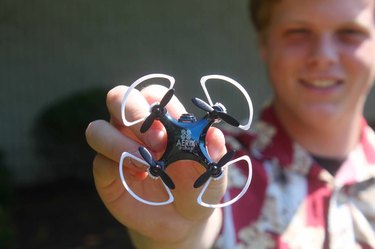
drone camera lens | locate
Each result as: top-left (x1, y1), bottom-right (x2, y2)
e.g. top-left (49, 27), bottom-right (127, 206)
top-left (178, 113), bottom-right (197, 123)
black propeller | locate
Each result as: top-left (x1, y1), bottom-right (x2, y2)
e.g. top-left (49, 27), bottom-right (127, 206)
top-left (193, 150), bottom-right (236, 188)
top-left (191, 97), bottom-right (240, 127)
top-left (140, 88), bottom-right (175, 133)
top-left (138, 146), bottom-right (175, 189)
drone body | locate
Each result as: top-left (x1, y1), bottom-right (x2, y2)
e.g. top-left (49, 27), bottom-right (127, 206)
top-left (157, 111), bottom-right (212, 169)
top-left (119, 74), bottom-right (253, 208)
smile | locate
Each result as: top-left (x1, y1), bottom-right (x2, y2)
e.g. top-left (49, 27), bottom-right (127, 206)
top-left (300, 79), bottom-right (342, 89)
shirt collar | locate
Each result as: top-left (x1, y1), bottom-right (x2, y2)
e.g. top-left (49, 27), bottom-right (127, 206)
top-left (250, 105), bottom-right (375, 178)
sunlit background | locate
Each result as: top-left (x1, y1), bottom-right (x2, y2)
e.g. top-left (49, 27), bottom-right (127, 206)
top-left (1, 0), bottom-right (374, 248)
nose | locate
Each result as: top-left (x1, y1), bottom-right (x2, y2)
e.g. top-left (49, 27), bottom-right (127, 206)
top-left (307, 34), bottom-right (339, 69)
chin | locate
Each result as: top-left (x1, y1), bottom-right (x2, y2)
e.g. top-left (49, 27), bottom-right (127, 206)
top-left (300, 103), bottom-right (346, 123)
top-left (306, 103), bottom-right (338, 115)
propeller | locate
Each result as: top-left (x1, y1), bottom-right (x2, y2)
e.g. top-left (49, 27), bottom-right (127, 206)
top-left (140, 88), bottom-right (175, 133)
top-left (191, 97), bottom-right (240, 127)
top-left (138, 146), bottom-right (175, 189)
top-left (193, 150), bottom-right (236, 188)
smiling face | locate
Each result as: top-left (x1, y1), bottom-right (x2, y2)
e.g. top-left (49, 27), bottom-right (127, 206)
top-left (260, 0), bottom-right (375, 130)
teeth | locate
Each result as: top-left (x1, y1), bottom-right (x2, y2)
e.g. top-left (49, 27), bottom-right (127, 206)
top-left (308, 80), bottom-right (336, 87)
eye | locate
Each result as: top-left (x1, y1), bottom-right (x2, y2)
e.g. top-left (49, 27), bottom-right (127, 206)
top-left (337, 28), bottom-right (368, 44)
top-left (282, 28), bottom-right (311, 43)
top-left (284, 28), bottom-right (310, 36)
top-left (339, 28), bottom-right (362, 36)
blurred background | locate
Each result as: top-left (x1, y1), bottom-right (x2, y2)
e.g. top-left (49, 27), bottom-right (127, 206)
top-left (0, 0), bottom-right (374, 248)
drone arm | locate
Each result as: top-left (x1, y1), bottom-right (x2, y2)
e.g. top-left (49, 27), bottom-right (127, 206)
top-left (121, 73), bottom-right (175, 127)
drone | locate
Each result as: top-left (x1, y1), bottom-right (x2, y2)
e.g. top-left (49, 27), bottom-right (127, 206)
top-left (119, 73), bottom-right (253, 208)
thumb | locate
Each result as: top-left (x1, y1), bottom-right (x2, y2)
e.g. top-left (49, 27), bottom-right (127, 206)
top-left (142, 122), bottom-right (168, 154)
top-left (206, 127), bottom-right (227, 162)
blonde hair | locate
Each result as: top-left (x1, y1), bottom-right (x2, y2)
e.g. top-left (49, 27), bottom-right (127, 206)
top-left (249, 0), bottom-right (281, 34)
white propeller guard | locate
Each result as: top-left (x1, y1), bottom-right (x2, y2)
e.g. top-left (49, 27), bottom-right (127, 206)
top-left (119, 152), bottom-right (174, 206)
top-left (197, 155), bottom-right (252, 208)
top-left (200, 75), bottom-right (253, 130)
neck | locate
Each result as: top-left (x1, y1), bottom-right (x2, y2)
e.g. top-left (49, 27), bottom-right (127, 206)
top-left (273, 103), bottom-right (363, 159)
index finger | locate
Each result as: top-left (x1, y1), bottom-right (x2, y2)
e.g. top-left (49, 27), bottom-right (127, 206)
top-left (106, 84), bottom-right (187, 152)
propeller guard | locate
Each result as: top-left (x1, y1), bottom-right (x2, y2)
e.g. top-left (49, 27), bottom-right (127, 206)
top-left (200, 75), bottom-right (253, 130)
top-left (197, 155), bottom-right (252, 208)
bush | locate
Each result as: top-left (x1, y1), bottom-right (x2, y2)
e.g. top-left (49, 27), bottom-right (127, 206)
top-left (0, 151), bottom-right (14, 248)
top-left (33, 87), bottom-right (109, 182)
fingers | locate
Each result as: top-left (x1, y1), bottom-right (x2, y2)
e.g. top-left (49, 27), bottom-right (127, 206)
top-left (93, 152), bottom-right (146, 188)
top-left (86, 83), bottom-right (189, 183)
top-left (93, 153), bottom-right (119, 189)
top-left (106, 85), bottom-right (148, 128)
top-left (106, 84), bottom-right (187, 152)
top-left (86, 119), bottom-right (140, 162)
top-left (88, 83), bottom-right (227, 163)
top-left (92, 153), bottom-right (129, 213)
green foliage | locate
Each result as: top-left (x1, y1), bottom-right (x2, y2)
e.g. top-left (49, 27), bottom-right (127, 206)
top-left (33, 87), bottom-right (109, 181)
top-left (34, 88), bottom-right (109, 142)
top-left (0, 151), bottom-right (14, 248)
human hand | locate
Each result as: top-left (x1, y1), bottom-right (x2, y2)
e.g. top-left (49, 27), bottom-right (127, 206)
top-left (85, 84), bottom-right (227, 248)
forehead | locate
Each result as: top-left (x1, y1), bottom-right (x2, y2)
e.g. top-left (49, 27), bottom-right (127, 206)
top-left (269, 0), bottom-right (375, 26)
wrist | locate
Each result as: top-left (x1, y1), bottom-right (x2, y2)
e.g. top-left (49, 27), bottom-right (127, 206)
top-left (129, 208), bottom-right (222, 249)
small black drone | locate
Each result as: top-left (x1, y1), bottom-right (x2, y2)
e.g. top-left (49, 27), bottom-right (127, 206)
top-left (119, 74), bottom-right (253, 208)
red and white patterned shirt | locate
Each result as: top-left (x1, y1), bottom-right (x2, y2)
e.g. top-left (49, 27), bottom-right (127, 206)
top-left (217, 106), bottom-right (375, 249)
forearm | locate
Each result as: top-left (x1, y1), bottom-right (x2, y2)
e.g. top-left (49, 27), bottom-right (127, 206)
top-left (129, 208), bottom-right (222, 249)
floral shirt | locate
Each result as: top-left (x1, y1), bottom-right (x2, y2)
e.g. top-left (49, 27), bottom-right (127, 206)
top-left (216, 106), bottom-right (375, 249)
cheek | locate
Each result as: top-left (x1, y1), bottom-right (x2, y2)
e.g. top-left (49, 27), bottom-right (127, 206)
top-left (343, 43), bottom-right (375, 92)
top-left (263, 38), bottom-right (309, 67)
top-left (264, 44), bottom-right (306, 84)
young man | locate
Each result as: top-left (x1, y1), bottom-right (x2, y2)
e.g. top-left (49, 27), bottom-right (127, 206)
top-left (86, 0), bottom-right (375, 248)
